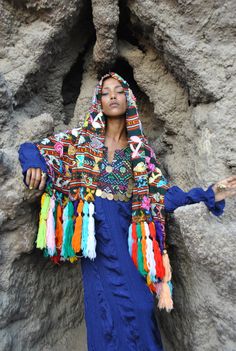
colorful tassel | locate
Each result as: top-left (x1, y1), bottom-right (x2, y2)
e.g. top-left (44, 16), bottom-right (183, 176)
top-left (128, 225), bottom-right (133, 255)
top-left (72, 200), bottom-right (83, 252)
top-left (162, 251), bottom-right (172, 283)
top-left (61, 201), bottom-right (75, 258)
top-left (144, 222), bottom-right (156, 279)
top-left (85, 202), bottom-right (96, 259)
top-left (136, 223), bottom-right (146, 276)
top-left (149, 221), bottom-right (165, 279)
top-left (156, 281), bottom-right (173, 312)
top-left (140, 222), bottom-right (148, 273)
top-left (50, 248), bottom-right (61, 265)
top-left (154, 220), bottom-right (164, 253)
top-left (55, 203), bottom-right (63, 249)
top-left (36, 193), bottom-right (51, 249)
top-left (131, 223), bottom-right (138, 268)
top-left (46, 197), bottom-right (56, 256)
top-left (81, 201), bottom-right (89, 256)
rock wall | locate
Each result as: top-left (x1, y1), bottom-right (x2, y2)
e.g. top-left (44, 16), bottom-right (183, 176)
top-left (0, 0), bottom-right (235, 350)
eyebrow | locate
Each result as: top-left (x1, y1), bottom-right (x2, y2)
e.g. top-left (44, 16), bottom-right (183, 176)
top-left (102, 85), bottom-right (123, 90)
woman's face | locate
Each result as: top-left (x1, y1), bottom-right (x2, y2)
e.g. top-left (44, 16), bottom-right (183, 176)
top-left (101, 77), bottom-right (127, 118)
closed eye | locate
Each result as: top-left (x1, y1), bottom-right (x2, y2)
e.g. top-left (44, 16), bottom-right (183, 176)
top-left (101, 91), bottom-right (124, 95)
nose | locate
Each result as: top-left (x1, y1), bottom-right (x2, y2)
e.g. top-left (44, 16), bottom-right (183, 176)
top-left (110, 91), bottom-right (117, 100)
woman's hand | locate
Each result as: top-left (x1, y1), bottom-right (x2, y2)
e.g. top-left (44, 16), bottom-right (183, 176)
top-left (212, 176), bottom-right (236, 202)
top-left (26, 168), bottom-right (47, 191)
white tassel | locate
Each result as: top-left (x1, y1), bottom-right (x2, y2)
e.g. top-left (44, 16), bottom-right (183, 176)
top-left (86, 203), bottom-right (97, 260)
top-left (128, 224), bottom-right (133, 255)
top-left (144, 221), bottom-right (156, 278)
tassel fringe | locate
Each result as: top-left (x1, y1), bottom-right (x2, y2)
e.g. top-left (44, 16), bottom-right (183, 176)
top-left (46, 197), bottom-right (56, 256)
top-left (36, 193), bottom-right (51, 249)
top-left (37, 192), bottom-right (172, 311)
top-left (72, 200), bottom-right (83, 252)
top-left (61, 202), bottom-right (75, 258)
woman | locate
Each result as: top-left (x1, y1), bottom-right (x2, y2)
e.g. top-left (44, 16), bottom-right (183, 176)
top-left (19, 72), bottom-right (236, 351)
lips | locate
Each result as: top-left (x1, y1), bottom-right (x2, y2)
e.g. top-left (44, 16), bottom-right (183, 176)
top-left (109, 102), bottom-right (119, 107)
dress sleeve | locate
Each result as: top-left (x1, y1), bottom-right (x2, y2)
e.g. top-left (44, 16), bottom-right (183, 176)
top-left (18, 142), bottom-right (48, 186)
top-left (164, 185), bottom-right (225, 216)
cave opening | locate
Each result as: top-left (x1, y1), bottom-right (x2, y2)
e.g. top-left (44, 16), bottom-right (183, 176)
top-left (61, 0), bottom-right (96, 124)
top-left (61, 51), bottom-right (86, 124)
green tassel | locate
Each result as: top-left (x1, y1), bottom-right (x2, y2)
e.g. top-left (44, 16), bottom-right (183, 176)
top-left (61, 201), bottom-right (75, 258)
top-left (136, 223), bottom-right (146, 277)
top-left (36, 193), bottom-right (51, 249)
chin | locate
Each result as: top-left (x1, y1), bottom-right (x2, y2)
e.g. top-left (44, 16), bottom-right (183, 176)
top-left (104, 111), bottom-right (126, 118)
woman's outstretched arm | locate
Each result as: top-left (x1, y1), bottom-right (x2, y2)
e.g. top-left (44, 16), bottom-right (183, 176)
top-left (164, 176), bottom-right (236, 216)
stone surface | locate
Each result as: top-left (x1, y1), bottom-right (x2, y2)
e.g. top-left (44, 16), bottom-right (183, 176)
top-left (91, 0), bottom-right (119, 68)
top-left (0, 0), bottom-right (235, 350)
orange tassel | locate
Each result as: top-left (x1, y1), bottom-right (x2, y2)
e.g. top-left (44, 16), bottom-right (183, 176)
top-left (55, 204), bottom-right (63, 249)
top-left (72, 200), bottom-right (83, 252)
top-left (149, 222), bottom-right (165, 278)
top-left (140, 222), bottom-right (148, 272)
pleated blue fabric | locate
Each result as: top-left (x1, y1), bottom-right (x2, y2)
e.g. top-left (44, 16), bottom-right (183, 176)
top-left (81, 196), bottom-right (163, 351)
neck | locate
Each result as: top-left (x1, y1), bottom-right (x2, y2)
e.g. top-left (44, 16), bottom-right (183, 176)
top-left (105, 116), bottom-right (127, 143)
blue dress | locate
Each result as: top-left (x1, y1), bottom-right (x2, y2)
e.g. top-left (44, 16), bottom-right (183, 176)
top-left (18, 143), bottom-right (225, 351)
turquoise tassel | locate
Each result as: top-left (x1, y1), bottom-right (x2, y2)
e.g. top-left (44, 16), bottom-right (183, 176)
top-left (81, 201), bottom-right (89, 256)
top-left (61, 201), bottom-right (75, 258)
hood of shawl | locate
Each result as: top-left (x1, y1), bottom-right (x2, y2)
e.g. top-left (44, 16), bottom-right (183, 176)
top-left (82, 72), bottom-right (145, 144)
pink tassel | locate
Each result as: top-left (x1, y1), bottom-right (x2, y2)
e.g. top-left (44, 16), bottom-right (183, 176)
top-left (46, 197), bottom-right (56, 256)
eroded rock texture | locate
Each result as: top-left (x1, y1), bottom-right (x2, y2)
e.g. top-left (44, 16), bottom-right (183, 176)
top-left (0, 0), bottom-right (235, 350)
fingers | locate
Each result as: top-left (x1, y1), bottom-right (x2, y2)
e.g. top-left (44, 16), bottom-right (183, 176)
top-left (215, 188), bottom-right (236, 202)
top-left (29, 168), bottom-right (35, 189)
top-left (33, 168), bottom-right (42, 189)
top-left (28, 168), bottom-right (42, 190)
top-left (227, 178), bottom-right (236, 188)
top-left (226, 175), bottom-right (236, 183)
top-left (26, 168), bottom-right (32, 186)
top-left (214, 176), bottom-right (236, 193)
top-left (219, 176), bottom-right (236, 187)
top-left (39, 172), bottom-right (47, 190)
top-left (225, 188), bottom-right (236, 199)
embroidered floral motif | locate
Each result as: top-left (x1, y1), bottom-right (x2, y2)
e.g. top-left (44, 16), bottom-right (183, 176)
top-left (136, 175), bottom-right (148, 188)
top-left (141, 196), bottom-right (151, 211)
top-left (145, 157), bottom-right (156, 172)
top-left (54, 142), bottom-right (63, 157)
